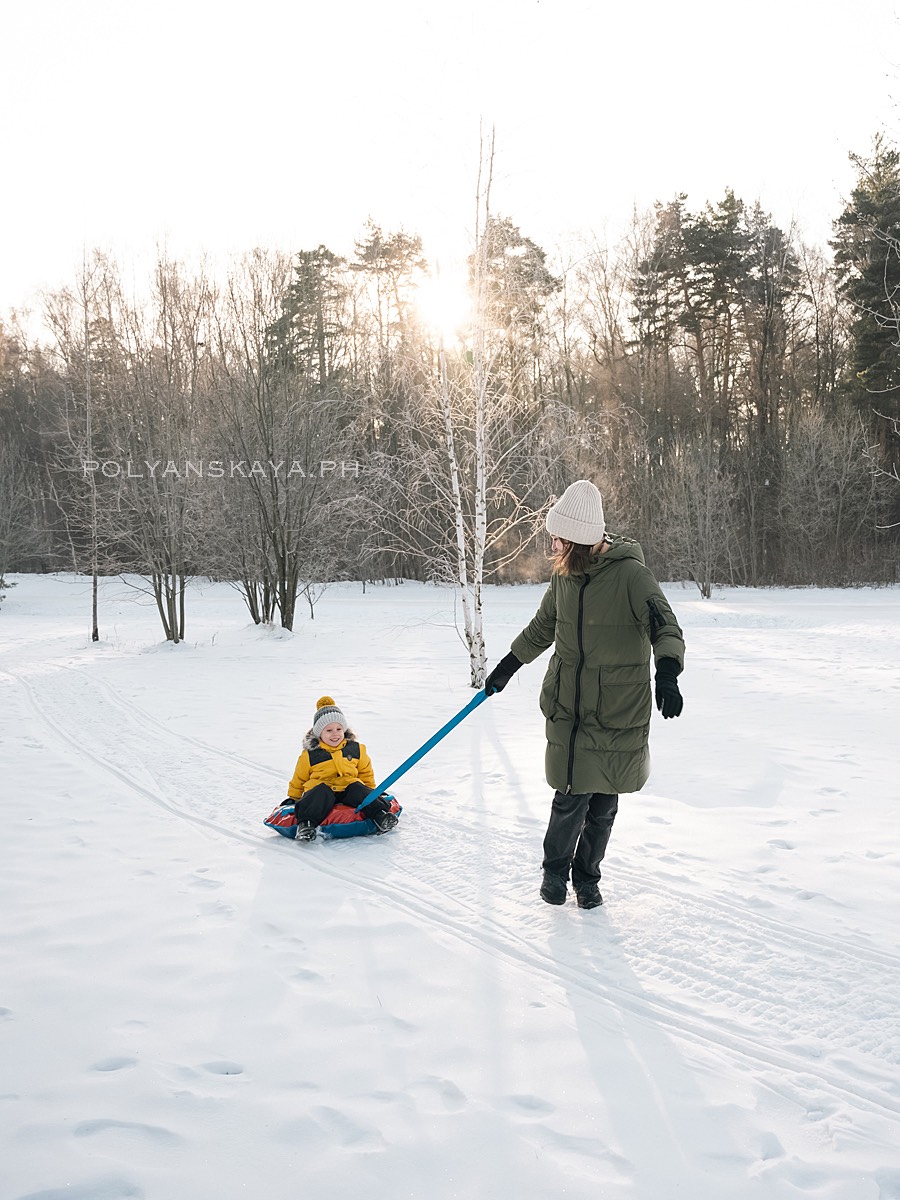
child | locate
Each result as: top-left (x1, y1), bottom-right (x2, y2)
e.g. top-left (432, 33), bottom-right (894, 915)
top-left (286, 696), bottom-right (398, 841)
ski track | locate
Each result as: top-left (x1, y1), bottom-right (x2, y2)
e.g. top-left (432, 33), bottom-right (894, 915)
top-left (8, 655), bottom-right (900, 1129)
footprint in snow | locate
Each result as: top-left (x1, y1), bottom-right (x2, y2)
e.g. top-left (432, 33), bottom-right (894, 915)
top-left (201, 1061), bottom-right (244, 1076)
top-left (190, 874), bottom-right (224, 890)
top-left (277, 1104), bottom-right (386, 1152)
top-left (73, 1118), bottom-right (182, 1146)
top-left (408, 1075), bottom-right (467, 1112)
top-left (310, 1105), bottom-right (386, 1151)
top-left (90, 1056), bottom-right (137, 1073)
top-left (502, 1093), bottom-right (555, 1116)
top-left (290, 967), bottom-right (323, 983)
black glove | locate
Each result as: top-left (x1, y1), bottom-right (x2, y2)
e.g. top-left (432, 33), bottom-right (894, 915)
top-left (360, 795), bottom-right (391, 818)
top-left (654, 658), bottom-right (683, 718)
top-left (484, 651), bottom-right (523, 695)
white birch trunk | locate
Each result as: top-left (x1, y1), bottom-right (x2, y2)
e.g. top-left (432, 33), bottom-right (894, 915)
top-left (438, 344), bottom-right (478, 679)
top-left (467, 135), bottom-right (493, 688)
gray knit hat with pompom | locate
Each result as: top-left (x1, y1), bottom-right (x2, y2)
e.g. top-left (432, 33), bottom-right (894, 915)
top-left (312, 695), bottom-right (347, 738)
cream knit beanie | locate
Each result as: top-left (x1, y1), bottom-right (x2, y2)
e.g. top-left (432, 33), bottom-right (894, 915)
top-left (545, 480), bottom-right (605, 546)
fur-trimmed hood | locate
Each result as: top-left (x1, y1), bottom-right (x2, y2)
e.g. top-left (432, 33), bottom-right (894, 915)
top-left (302, 727), bottom-right (358, 752)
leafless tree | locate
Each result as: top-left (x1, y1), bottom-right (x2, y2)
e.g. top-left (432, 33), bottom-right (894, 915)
top-left (210, 250), bottom-right (356, 630)
top-left (651, 423), bottom-right (739, 597)
top-left (779, 405), bottom-right (883, 581)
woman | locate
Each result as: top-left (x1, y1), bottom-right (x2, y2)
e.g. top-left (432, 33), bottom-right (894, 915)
top-left (485, 480), bottom-right (685, 910)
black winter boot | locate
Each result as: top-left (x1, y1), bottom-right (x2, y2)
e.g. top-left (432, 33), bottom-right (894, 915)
top-left (575, 883), bottom-right (603, 909)
top-left (295, 821), bottom-right (317, 842)
top-left (372, 811), bottom-right (399, 834)
top-left (540, 871), bottom-right (567, 905)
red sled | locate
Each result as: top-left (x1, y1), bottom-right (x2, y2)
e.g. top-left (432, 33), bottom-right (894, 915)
top-left (264, 796), bottom-right (401, 840)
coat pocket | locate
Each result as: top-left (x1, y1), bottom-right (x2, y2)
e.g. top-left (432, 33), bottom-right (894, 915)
top-left (598, 663), bottom-right (651, 729)
top-left (539, 655), bottom-right (563, 719)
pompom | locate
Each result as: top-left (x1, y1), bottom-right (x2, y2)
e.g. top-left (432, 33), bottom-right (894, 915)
top-left (316, 695), bottom-right (336, 709)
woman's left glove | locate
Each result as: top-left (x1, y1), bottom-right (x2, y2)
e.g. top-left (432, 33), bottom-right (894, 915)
top-left (654, 658), bottom-right (683, 718)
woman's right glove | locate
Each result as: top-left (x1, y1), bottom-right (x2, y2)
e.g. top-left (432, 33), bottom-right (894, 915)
top-left (484, 651), bottom-right (524, 695)
top-left (654, 657), bottom-right (684, 718)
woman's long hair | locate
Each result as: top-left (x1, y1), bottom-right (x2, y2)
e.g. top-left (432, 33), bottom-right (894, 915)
top-left (550, 538), bottom-right (600, 577)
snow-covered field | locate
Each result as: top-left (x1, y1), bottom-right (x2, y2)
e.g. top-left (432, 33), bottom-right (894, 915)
top-left (1, 573), bottom-right (898, 1200)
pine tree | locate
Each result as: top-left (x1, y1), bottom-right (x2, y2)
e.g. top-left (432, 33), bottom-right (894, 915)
top-left (831, 135), bottom-right (900, 456)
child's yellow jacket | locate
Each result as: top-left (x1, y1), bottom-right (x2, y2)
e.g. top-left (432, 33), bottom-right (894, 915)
top-left (287, 730), bottom-right (376, 799)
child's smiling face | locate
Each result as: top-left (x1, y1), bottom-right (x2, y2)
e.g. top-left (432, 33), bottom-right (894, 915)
top-left (319, 721), bottom-right (345, 747)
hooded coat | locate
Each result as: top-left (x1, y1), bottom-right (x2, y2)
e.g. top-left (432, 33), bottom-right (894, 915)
top-left (511, 536), bottom-right (685, 795)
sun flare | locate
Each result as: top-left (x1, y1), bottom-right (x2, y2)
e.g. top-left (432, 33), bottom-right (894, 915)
top-left (413, 270), bottom-right (472, 344)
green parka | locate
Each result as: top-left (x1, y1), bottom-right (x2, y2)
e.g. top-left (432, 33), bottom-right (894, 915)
top-left (511, 536), bottom-right (685, 796)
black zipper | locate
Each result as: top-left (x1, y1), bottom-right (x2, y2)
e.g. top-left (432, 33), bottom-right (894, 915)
top-left (647, 596), bottom-right (665, 644)
top-left (565, 573), bottom-right (590, 793)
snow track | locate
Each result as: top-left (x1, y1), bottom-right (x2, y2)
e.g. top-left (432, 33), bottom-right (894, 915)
top-left (9, 650), bottom-right (900, 1134)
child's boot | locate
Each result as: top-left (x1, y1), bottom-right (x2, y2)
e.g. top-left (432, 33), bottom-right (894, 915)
top-left (372, 811), bottom-right (399, 834)
top-left (295, 821), bottom-right (317, 842)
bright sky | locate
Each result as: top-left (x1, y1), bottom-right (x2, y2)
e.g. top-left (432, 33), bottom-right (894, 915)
top-left (2, 0), bottom-right (898, 316)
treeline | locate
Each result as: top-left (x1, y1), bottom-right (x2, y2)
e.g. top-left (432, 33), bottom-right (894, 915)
top-left (1, 138), bottom-right (899, 635)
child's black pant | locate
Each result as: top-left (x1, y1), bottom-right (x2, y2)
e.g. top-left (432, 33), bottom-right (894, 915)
top-left (293, 781), bottom-right (391, 826)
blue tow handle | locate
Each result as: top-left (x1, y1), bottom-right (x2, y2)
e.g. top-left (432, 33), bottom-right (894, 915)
top-left (358, 689), bottom-right (490, 808)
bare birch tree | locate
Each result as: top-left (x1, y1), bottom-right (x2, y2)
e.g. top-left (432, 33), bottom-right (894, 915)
top-left (366, 134), bottom-right (555, 684)
top-left (42, 254), bottom-right (115, 639)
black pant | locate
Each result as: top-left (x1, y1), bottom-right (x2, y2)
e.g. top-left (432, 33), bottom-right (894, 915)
top-left (293, 781), bottom-right (389, 826)
top-left (542, 791), bottom-right (618, 888)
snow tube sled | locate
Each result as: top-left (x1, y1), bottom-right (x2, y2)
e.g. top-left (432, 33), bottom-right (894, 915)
top-left (264, 795), bottom-right (401, 840)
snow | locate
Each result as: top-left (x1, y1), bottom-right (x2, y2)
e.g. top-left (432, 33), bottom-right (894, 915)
top-left (1, 573), bottom-right (899, 1200)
